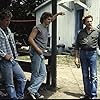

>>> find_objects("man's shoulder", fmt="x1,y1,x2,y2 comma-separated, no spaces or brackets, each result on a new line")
0,27,3,32
35,24,41,28
33,24,41,30
93,27,100,33
0,28,4,36
78,29,85,34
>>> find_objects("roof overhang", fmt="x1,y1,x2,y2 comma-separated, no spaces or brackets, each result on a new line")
35,0,89,12
57,0,74,5
58,0,89,11
57,0,74,12
35,0,51,11
74,0,89,10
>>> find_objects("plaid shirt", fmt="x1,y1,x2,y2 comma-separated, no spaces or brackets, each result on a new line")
0,27,18,60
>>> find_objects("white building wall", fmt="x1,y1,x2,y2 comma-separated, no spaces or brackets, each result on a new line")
57,5,75,48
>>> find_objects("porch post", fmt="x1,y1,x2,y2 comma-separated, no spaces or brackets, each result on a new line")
51,0,57,90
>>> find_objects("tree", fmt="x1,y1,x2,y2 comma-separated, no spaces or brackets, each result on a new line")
0,0,11,10
0,0,48,46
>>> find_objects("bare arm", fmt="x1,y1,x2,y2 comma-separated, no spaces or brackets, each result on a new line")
75,49,79,58
28,28,43,55
52,12,65,22
74,49,80,68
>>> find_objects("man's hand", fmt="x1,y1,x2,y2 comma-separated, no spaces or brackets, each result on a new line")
74,57,80,68
97,47,100,56
37,48,43,55
58,12,65,15
4,54,12,61
52,12,65,22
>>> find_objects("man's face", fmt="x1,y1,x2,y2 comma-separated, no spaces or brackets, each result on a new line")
43,17,52,26
0,17,11,28
84,17,93,29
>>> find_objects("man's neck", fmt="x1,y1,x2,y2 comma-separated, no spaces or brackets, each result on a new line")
86,27,93,33
42,23,48,28
0,25,6,30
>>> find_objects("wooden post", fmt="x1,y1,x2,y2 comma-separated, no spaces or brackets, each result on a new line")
51,0,57,90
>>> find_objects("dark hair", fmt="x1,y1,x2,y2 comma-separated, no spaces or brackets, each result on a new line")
82,15,93,24
0,9,12,20
40,12,53,23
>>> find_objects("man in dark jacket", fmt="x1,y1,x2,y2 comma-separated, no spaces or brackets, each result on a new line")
74,15,100,99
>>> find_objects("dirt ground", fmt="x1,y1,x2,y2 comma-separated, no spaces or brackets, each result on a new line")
0,54,100,99
24,54,100,99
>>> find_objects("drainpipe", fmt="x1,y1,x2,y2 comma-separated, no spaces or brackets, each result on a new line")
51,0,57,90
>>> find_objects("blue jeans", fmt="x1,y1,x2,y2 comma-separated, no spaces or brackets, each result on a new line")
80,50,97,98
0,59,26,99
28,49,47,94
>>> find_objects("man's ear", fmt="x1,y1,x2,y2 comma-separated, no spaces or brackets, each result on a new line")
82,17,85,24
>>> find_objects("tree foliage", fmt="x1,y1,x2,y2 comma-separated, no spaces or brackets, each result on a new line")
0,0,47,46
0,0,35,46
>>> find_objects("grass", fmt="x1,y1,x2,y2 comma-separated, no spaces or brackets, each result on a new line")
17,54,73,64
57,54,74,64
17,54,100,68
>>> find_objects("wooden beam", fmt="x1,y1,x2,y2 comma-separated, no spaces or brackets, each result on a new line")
51,0,57,90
